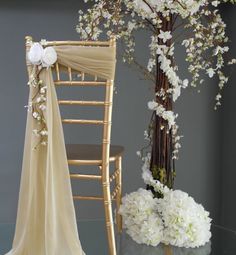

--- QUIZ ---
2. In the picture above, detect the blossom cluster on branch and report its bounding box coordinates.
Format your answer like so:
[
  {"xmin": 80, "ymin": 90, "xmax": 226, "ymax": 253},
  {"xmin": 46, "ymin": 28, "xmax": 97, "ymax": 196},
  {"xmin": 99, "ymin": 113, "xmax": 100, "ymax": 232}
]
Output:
[{"xmin": 77, "ymin": 0, "xmax": 236, "ymax": 161}]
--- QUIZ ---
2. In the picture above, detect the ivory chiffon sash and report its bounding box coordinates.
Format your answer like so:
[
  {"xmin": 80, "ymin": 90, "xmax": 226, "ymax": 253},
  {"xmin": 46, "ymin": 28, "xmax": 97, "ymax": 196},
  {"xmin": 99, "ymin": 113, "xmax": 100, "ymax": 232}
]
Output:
[{"xmin": 5, "ymin": 45, "xmax": 116, "ymax": 255}]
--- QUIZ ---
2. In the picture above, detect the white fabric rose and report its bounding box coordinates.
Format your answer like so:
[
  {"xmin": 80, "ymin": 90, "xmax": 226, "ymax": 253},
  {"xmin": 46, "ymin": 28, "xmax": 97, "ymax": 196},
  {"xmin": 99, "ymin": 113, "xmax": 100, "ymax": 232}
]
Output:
[
  {"xmin": 41, "ymin": 47, "xmax": 57, "ymax": 68},
  {"xmin": 28, "ymin": 43, "xmax": 44, "ymax": 65},
  {"xmin": 28, "ymin": 43, "xmax": 57, "ymax": 68}
]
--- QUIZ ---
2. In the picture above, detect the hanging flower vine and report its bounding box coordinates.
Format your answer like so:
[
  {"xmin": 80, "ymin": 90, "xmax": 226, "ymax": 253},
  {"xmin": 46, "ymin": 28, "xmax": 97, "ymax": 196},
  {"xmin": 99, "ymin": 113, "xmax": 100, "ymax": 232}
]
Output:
[{"xmin": 26, "ymin": 41, "xmax": 57, "ymax": 149}]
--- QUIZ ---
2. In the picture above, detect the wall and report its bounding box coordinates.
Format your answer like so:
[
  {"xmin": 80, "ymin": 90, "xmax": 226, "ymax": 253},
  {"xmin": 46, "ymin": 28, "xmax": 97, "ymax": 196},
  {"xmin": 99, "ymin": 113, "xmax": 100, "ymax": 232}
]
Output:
[
  {"xmin": 0, "ymin": 0, "xmax": 225, "ymax": 226},
  {"xmin": 220, "ymin": 4, "xmax": 236, "ymax": 231}
]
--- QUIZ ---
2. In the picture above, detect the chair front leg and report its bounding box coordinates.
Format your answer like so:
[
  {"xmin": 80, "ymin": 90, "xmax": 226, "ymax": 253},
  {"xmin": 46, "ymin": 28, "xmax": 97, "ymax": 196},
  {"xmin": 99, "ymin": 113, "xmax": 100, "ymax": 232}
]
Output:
[
  {"xmin": 115, "ymin": 156, "xmax": 122, "ymax": 233},
  {"xmin": 103, "ymin": 180, "xmax": 117, "ymax": 255}
]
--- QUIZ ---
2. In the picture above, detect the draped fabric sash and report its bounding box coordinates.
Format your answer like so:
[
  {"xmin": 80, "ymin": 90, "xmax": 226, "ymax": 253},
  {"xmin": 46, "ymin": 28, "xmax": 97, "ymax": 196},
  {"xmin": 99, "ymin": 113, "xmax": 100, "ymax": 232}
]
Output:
[{"xmin": 5, "ymin": 45, "xmax": 116, "ymax": 255}]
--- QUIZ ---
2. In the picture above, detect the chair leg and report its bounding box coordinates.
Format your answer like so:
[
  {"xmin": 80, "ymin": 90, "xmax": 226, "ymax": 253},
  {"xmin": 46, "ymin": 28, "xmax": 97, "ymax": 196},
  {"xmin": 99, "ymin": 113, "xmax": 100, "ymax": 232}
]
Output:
[
  {"xmin": 103, "ymin": 181, "xmax": 117, "ymax": 255},
  {"xmin": 115, "ymin": 156, "xmax": 122, "ymax": 233}
]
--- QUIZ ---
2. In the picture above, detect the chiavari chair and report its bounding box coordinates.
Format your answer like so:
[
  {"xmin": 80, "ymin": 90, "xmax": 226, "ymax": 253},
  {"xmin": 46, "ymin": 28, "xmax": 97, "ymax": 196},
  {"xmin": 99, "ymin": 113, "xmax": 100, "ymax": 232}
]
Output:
[{"xmin": 25, "ymin": 35, "xmax": 123, "ymax": 255}]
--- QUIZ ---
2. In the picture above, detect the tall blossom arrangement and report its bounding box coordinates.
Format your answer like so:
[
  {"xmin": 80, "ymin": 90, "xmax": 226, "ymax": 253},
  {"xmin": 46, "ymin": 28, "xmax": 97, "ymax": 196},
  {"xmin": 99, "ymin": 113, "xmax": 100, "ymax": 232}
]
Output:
[{"xmin": 77, "ymin": 0, "xmax": 236, "ymax": 192}]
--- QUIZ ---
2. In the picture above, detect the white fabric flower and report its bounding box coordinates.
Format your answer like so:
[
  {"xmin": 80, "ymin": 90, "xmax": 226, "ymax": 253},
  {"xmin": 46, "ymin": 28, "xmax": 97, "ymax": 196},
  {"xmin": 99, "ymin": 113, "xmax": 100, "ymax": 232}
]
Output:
[
  {"xmin": 28, "ymin": 43, "xmax": 44, "ymax": 65},
  {"xmin": 41, "ymin": 47, "xmax": 57, "ymax": 68},
  {"xmin": 28, "ymin": 43, "xmax": 57, "ymax": 68}
]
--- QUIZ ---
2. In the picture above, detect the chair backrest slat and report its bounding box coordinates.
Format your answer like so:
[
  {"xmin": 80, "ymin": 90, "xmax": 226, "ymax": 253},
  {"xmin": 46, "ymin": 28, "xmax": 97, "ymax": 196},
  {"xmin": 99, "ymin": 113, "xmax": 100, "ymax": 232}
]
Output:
[{"xmin": 54, "ymin": 81, "xmax": 107, "ymax": 86}]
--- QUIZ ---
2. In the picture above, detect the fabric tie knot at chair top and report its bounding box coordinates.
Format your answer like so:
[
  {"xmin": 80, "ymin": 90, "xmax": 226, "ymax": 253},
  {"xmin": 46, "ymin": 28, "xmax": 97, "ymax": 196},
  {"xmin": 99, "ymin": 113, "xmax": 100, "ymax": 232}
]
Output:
[{"xmin": 5, "ymin": 38, "xmax": 116, "ymax": 255}]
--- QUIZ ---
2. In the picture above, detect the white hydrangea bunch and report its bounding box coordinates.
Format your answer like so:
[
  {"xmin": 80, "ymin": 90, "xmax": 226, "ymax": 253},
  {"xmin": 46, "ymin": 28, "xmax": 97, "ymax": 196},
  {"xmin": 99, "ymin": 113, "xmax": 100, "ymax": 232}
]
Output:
[
  {"xmin": 119, "ymin": 157, "xmax": 212, "ymax": 248},
  {"xmin": 119, "ymin": 188, "xmax": 164, "ymax": 246},
  {"xmin": 158, "ymin": 190, "xmax": 212, "ymax": 248},
  {"xmin": 119, "ymin": 187, "xmax": 212, "ymax": 248}
]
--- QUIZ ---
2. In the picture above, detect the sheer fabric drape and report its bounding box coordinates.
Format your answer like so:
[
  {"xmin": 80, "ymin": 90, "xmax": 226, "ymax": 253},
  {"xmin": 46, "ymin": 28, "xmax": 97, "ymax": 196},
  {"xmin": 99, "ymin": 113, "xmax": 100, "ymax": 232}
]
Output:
[{"xmin": 5, "ymin": 45, "xmax": 116, "ymax": 255}]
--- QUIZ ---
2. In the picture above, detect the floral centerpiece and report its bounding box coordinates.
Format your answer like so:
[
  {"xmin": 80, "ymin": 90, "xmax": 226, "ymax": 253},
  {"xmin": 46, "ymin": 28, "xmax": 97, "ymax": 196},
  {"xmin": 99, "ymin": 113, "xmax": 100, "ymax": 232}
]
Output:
[{"xmin": 77, "ymin": 0, "xmax": 235, "ymax": 248}]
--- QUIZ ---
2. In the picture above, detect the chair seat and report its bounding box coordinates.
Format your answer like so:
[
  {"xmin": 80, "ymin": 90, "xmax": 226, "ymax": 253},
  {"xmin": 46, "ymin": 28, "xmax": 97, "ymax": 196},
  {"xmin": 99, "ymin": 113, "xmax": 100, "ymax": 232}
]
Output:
[{"xmin": 66, "ymin": 144, "xmax": 124, "ymax": 161}]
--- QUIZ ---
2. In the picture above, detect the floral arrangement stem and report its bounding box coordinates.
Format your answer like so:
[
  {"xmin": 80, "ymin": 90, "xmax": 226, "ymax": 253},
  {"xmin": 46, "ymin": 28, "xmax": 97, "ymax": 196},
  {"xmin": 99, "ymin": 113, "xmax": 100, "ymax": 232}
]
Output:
[{"xmin": 150, "ymin": 16, "xmax": 175, "ymax": 193}]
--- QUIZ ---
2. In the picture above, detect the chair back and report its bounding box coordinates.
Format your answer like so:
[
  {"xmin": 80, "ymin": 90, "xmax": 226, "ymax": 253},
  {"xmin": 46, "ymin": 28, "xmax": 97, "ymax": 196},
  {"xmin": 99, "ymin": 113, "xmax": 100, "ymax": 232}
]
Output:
[{"xmin": 25, "ymin": 36, "xmax": 116, "ymax": 183}]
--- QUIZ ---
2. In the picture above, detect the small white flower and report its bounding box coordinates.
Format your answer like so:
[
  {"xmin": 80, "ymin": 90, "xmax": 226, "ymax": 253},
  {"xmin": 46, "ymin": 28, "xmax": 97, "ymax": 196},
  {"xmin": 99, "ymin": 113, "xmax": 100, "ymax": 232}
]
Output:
[
  {"xmin": 32, "ymin": 112, "xmax": 39, "ymax": 119},
  {"xmin": 40, "ymin": 130, "xmax": 48, "ymax": 136},
  {"xmin": 147, "ymin": 101, "xmax": 158, "ymax": 111},
  {"xmin": 216, "ymin": 94, "xmax": 222, "ymax": 101},
  {"xmin": 212, "ymin": 1, "xmax": 219, "ymax": 7},
  {"xmin": 182, "ymin": 79, "xmax": 189, "ymax": 88},
  {"xmin": 158, "ymin": 30, "xmax": 172, "ymax": 43},
  {"xmin": 172, "ymin": 86, "xmax": 181, "ymax": 102},
  {"xmin": 206, "ymin": 68, "xmax": 215, "ymax": 78},
  {"xmin": 182, "ymin": 40, "xmax": 190, "ymax": 48},
  {"xmin": 228, "ymin": 58, "xmax": 236, "ymax": 65},
  {"xmin": 40, "ymin": 86, "xmax": 47, "ymax": 94},
  {"xmin": 39, "ymin": 104, "xmax": 46, "ymax": 111},
  {"xmin": 32, "ymin": 129, "xmax": 39, "ymax": 136},
  {"xmin": 127, "ymin": 21, "xmax": 136, "ymax": 31}
]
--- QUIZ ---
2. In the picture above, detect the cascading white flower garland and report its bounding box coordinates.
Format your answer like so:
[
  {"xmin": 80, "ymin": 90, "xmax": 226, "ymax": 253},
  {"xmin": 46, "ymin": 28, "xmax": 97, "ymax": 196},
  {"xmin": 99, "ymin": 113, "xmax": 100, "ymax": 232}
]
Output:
[{"xmin": 26, "ymin": 40, "xmax": 57, "ymax": 149}]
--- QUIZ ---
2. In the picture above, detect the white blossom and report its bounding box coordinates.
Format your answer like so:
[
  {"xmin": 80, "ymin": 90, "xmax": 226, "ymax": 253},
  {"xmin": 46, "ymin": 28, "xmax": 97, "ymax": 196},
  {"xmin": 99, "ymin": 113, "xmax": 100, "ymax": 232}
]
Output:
[
  {"xmin": 158, "ymin": 30, "xmax": 172, "ymax": 43},
  {"xmin": 206, "ymin": 68, "xmax": 215, "ymax": 78}
]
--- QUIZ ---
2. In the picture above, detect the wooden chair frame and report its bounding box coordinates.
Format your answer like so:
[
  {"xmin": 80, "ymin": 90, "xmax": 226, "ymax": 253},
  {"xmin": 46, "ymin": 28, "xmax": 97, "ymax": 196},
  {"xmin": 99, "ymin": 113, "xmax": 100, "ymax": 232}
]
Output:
[{"xmin": 25, "ymin": 35, "xmax": 122, "ymax": 255}]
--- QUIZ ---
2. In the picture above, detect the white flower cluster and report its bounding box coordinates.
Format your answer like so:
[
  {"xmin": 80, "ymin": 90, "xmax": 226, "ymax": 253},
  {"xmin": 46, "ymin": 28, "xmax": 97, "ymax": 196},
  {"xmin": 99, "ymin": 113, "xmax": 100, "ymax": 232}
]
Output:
[
  {"xmin": 120, "ymin": 180, "xmax": 211, "ymax": 248},
  {"xmin": 141, "ymin": 153, "xmax": 170, "ymax": 195},
  {"xmin": 148, "ymin": 101, "xmax": 178, "ymax": 129},
  {"xmin": 26, "ymin": 40, "xmax": 54, "ymax": 149},
  {"xmin": 119, "ymin": 154, "xmax": 212, "ymax": 248},
  {"xmin": 158, "ymin": 190, "xmax": 212, "ymax": 248},
  {"xmin": 128, "ymin": 0, "xmax": 206, "ymax": 19},
  {"xmin": 28, "ymin": 42, "xmax": 57, "ymax": 68},
  {"xmin": 119, "ymin": 188, "xmax": 164, "ymax": 246},
  {"xmin": 78, "ymin": 0, "xmax": 236, "ymax": 109}
]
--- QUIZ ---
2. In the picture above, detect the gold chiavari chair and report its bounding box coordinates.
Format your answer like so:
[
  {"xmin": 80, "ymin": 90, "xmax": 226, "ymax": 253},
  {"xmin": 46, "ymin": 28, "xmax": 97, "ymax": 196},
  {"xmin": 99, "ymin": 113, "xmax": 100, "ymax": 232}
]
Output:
[{"xmin": 25, "ymin": 36, "xmax": 123, "ymax": 255}]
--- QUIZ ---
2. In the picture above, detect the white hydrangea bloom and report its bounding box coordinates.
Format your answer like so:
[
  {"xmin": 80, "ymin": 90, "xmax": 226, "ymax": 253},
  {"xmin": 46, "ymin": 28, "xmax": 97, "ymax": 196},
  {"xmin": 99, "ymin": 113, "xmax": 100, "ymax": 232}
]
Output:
[
  {"xmin": 158, "ymin": 190, "xmax": 212, "ymax": 248},
  {"xmin": 119, "ymin": 188, "xmax": 164, "ymax": 246}
]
